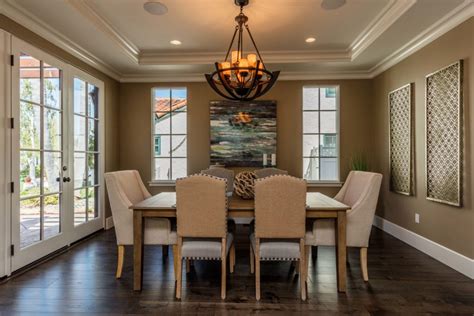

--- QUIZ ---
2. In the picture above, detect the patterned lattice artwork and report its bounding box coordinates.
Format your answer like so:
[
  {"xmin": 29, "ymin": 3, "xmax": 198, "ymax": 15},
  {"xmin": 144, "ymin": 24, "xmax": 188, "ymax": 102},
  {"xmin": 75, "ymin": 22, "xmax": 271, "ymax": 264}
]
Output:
[
  {"xmin": 426, "ymin": 61, "xmax": 463, "ymax": 206},
  {"xmin": 389, "ymin": 84, "xmax": 414, "ymax": 195}
]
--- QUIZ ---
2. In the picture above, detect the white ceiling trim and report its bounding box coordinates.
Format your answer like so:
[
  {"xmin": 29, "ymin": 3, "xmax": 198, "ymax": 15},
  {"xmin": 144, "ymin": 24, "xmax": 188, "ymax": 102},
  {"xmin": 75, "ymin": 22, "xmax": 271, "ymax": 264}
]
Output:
[
  {"xmin": 0, "ymin": 0, "xmax": 121, "ymax": 80},
  {"xmin": 139, "ymin": 50, "xmax": 351, "ymax": 65},
  {"xmin": 370, "ymin": 0, "xmax": 474, "ymax": 77},
  {"xmin": 66, "ymin": 0, "xmax": 139, "ymax": 63},
  {"xmin": 69, "ymin": 0, "xmax": 415, "ymax": 66},
  {"xmin": 120, "ymin": 70, "xmax": 373, "ymax": 83},
  {"xmin": 349, "ymin": 0, "xmax": 417, "ymax": 60}
]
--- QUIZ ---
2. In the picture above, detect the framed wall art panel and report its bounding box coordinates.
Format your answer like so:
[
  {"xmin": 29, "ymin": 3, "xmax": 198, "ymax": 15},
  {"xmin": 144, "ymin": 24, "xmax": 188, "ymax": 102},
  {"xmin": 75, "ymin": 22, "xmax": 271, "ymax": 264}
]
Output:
[
  {"xmin": 389, "ymin": 83, "xmax": 414, "ymax": 195},
  {"xmin": 425, "ymin": 60, "xmax": 463, "ymax": 207}
]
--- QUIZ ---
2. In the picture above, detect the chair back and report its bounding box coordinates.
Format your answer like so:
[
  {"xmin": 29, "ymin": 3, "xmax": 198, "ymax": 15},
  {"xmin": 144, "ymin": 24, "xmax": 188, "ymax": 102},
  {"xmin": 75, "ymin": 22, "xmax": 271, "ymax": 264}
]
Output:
[
  {"xmin": 336, "ymin": 171, "xmax": 383, "ymax": 247},
  {"xmin": 104, "ymin": 170, "xmax": 151, "ymax": 245},
  {"xmin": 254, "ymin": 175, "xmax": 306, "ymax": 238},
  {"xmin": 255, "ymin": 168, "xmax": 288, "ymax": 179},
  {"xmin": 176, "ymin": 174, "xmax": 228, "ymax": 238},
  {"xmin": 201, "ymin": 168, "xmax": 234, "ymax": 194}
]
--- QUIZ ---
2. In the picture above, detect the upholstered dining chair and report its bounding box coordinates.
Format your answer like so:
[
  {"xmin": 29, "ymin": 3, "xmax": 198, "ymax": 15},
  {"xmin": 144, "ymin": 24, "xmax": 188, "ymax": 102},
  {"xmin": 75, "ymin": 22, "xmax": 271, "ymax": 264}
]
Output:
[
  {"xmin": 201, "ymin": 168, "xmax": 234, "ymax": 196},
  {"xmin": 250, "ymin": 175, "xmax": 307, "ymax": 301},
  {"xmin": 104, "ymin": 170, "xmax": 177, "ymax": 279},
  {"xmin": 175, "ymin": 174, "xmax": 235, "ymax": 299},
  {"xmin": 305, "ymin": 171, "xmax": 382, "ymax": 282},
  {"xmin": 254, "ymin": 167, "xmax": 288, "ymax": 179}
]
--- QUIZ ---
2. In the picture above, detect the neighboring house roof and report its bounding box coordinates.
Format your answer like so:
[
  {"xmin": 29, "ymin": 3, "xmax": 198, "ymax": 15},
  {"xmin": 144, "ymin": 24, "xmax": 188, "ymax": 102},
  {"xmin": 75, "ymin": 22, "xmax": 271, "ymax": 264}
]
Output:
[{"xmin": 154, "ymin": 98, "xmax": 186, "ymax": 118}]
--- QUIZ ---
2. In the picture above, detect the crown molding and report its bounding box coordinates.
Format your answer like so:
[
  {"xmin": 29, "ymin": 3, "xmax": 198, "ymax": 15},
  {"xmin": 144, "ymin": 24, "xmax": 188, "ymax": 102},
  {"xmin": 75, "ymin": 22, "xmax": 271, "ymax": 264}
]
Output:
[
  {"xmin": 349, "ymin": 0, "xmax": 417, "ymax": 60},
  {"xmin": 0, "ymin": 0, "xmax": 121, "ymax": 80},
  {"xmin": 119, "ymin": 70, "xmax": 372, "ymax": 83},
  {"xmin": 370, "ymin": 0, "xmax": 474, "ymax": 77},
  {"xmin": 66, "ymin": 0, "xmax": 139, "ymax": 63}
]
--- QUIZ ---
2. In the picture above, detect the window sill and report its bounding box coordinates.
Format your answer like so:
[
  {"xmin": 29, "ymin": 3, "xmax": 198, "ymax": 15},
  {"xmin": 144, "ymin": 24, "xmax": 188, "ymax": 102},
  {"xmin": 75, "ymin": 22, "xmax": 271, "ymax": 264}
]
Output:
[
  {"xmin": 306, "ymin": 181, "xmax": 343, "ymax": 188},
  {"xmin": 149, "ymin": 181, "xmax": 176, "ymax": 187}
]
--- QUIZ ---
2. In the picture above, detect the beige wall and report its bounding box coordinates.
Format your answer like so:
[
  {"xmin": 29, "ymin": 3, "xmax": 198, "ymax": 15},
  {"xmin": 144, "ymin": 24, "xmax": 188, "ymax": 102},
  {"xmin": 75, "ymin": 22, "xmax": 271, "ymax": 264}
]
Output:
[
  {"xmin": 373, "ymin": 18, "xmax": 474, "ymax": 258},
  {"xmin": 119, "ymin": 79, "xmax": 374, "ymax": 197},
  {"xmin": 0, "ymin": 14, "xmax": 121, "ymax": 217}
]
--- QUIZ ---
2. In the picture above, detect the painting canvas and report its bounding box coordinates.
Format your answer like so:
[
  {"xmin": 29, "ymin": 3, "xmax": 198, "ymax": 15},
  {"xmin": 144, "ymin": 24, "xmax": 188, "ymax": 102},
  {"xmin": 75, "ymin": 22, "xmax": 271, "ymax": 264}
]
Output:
[{"xmin": 210, "ymin": 100, "xmax": 277, "ymax": 167}]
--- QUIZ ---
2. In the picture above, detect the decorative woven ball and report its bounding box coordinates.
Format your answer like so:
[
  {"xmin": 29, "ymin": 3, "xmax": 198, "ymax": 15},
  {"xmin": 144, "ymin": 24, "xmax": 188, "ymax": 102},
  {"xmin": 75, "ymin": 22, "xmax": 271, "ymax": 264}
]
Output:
[{"xmin": 234, "ymin": 171, "xmax": 257, "ymax": 199}]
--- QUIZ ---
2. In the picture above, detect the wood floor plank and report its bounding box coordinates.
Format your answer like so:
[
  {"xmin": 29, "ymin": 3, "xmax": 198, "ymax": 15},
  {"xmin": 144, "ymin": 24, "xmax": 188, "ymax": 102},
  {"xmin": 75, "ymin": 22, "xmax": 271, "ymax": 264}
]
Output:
[{"xmin": 0, "ymin": 226, "xmax": 473, "ymax": 314}]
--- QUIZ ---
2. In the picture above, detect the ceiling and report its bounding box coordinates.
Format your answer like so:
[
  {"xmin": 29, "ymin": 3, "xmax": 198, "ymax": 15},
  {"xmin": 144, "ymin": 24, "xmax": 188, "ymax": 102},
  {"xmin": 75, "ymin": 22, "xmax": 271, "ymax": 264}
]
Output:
[{"xmin": 0, "ymin": 0, "xmax": 472, "ymax": 81}]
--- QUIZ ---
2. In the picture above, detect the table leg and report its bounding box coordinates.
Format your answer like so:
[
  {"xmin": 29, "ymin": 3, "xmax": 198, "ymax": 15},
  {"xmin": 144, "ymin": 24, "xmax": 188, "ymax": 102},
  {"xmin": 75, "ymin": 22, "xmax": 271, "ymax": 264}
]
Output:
[
  {"xmin": 133, "ymin": 211, "xmax": 144, "ymax": 291},
  {"xmin": 336, "ymin": 210, "xmax": 347, "ymax": 292}
]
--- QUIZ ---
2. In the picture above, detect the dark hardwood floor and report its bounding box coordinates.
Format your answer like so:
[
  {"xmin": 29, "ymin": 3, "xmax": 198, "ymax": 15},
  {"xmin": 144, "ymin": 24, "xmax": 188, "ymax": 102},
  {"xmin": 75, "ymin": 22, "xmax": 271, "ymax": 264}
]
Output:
[{"xmin": 0, "ymin": 226, "xmax": 473, "ymax": 315}]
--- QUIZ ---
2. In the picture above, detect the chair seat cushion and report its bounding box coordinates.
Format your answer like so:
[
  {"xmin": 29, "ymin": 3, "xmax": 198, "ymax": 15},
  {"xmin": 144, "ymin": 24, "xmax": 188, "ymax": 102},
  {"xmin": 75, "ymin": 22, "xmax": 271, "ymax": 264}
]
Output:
[
  {"xmin": 250, "ymin": 233, "xmax": 301, "ymax": 260},
  {"xmin": 143, "ymin": 218, "xmax": 176, "ymax": 245},
  {"xmin": 181, "ymin": 233, "xmax": 233, "ymax": 260}
]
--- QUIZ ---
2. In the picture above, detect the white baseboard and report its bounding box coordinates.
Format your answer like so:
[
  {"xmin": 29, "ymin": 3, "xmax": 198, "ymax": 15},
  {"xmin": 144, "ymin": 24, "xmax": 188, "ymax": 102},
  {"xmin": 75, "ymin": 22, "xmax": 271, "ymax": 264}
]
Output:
[
  {"xmin": 105, "ymin": 216, "xmax": 114, "ymax": 230},
  {"xmin": 373, "ymin": 215, "xmax": 474, "ymax": 279}
]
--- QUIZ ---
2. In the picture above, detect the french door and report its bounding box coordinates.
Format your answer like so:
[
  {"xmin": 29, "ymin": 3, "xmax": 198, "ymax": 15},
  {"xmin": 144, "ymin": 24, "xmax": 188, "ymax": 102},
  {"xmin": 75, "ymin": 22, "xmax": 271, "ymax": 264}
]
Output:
[{"xmin": 10, "ymin": 38, "xmax": 104, "ymax": 271}]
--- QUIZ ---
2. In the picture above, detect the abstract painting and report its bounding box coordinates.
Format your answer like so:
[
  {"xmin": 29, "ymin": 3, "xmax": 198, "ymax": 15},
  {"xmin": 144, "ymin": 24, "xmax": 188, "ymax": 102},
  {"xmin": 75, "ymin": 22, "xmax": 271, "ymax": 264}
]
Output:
[
  {"xmin": 210, "ymin": 100, "xmax": 277, "ymax": 167},
  {"xmin": 389, "ymin": 83, "xmax": 414, "ymax": 196},
  {"xmin": 425, "ymin": 60, "xmax": 463, "ymax": 206}
]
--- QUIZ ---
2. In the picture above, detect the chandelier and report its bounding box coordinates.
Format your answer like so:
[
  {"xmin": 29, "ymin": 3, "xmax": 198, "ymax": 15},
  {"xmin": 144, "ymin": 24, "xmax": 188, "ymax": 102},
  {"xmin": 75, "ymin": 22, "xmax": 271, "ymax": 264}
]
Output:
[{"xmin": 205, "ymin": 0, "xmax": 280, "ymax": 101}]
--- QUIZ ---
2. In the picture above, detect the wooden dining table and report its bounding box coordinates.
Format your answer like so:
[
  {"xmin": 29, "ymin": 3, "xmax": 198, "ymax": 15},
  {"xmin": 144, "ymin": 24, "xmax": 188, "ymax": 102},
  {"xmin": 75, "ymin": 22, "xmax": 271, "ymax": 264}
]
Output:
[{"xmin": 131, "ymin": 192, "xmax": 350, "ymax": 293}]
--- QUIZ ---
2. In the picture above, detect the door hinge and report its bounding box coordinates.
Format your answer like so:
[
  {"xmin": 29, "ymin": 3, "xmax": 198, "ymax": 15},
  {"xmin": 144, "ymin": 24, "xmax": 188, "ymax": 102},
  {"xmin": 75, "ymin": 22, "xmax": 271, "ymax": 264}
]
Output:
[
  {"xmin": 10, "ymin": 245, "xmax": 14, "ymax": 256},
  {"xmin": 10, "ymin": 54, "xmax": 14, "ymax": 66},
  {"xmin": 10, "ymin": 117, "xmax": 14, "ymax": 129},
  {"xmin": 10, "ymin": 182, "xmax": 14, "ymax": 193}
]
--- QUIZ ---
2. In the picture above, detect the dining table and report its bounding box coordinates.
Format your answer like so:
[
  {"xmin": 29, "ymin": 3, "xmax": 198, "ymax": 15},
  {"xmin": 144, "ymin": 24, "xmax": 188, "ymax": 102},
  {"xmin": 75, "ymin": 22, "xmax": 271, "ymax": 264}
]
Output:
[{"xmin": 131, "ymin": 192, "xmax": 351, "ymax": 292}]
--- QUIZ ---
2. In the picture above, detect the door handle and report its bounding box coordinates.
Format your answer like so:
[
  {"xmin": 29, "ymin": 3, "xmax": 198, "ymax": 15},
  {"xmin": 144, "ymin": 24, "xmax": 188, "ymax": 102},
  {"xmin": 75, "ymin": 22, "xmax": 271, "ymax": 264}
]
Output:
[{"xmin": 63, "ymin": 177, "xmax": 71, "ymax": 182}]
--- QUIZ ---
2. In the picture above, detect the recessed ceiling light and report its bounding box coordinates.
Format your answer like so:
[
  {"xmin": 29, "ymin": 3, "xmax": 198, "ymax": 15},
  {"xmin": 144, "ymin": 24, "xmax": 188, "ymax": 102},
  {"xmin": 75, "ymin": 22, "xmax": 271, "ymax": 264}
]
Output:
[
  {"xmin": 321, "ymin": 0, "xmax": 346, "ymax": 10},
  {"xmin": 170, "ymin": 40, "xmax": 182, "ymax": 45},
  {"xmin": 305, "ymin": 37, "xmax": 316, "ymax": 43},
  {"xmin": 144, "ymin": 1, "xmax": 168, "ymax": 15}
]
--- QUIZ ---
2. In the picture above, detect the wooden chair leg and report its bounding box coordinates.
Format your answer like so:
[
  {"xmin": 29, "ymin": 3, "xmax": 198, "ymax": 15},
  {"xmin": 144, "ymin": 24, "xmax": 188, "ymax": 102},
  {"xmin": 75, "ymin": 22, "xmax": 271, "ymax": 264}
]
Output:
[
  {"xmin": 360, "ymin": 247, "xmax": 369, "ymax": 281},
  {"xmin": 255, "ymin": 238, "xmax": 261, "ymax": 301},
  {"xmin": 172, "ymin": 245, "xmax": 178, "ymax": 281},
  {"xmin": 162, "ymin": 245, "xmax": 169, "ymax": 259},
  {"xmin": 176, "ymin": 238, "xmax": 183, "ymax": 299},
  {"xmin": 229, "ymin": 243, "xmax": 235, "ymax": 274},
  {"xmin": 305, "ymin": 245, "xmax": 311, "ymax": 284},
  {"xmin": 250, "ymin": 246, "xmax": 255, "ymax": 274},
  {"xmin": 300, "ymin": 239, "xmax": 307, "ymax": 301},
  {"xmin": 116, "ymin": 245, "xmax": 124, "ymax": 279},
  {"xmin": 186, "ymin": 259, "xmax": 191, "ymax": 273},
  {"xmin": 221, "ymin": 238, "xmax": 227, "ymax": 299}
]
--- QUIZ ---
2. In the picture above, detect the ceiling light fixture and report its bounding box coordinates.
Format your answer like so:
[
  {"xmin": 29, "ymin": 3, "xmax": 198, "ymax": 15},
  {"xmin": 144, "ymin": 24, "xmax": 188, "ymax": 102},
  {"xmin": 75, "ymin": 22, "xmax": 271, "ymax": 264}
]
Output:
[
  {"xmin": 321, "ymin": 0, "xmax": 346, "ymax": 10},
  {"xmin": 143, "ymin": 1, "xmax": 168, "ymax": 15},
  {"xmin": 305, "ymin": 37, "xmax": 316, "ymax": 43},
  {"xmin": 205, "ymin": 0, "xmax": 279, "ymax": 101},
  {"xmin": 170, "ymin": 40, "xmax": 182, "ymax": 45}
]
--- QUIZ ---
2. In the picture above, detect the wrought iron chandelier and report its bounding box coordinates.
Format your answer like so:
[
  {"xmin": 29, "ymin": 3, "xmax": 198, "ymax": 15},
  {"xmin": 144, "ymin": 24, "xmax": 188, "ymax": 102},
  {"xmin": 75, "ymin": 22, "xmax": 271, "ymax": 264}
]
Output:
[{"xmin": 205, "ymin": 0, "xmax": 280, "ymax": 101}]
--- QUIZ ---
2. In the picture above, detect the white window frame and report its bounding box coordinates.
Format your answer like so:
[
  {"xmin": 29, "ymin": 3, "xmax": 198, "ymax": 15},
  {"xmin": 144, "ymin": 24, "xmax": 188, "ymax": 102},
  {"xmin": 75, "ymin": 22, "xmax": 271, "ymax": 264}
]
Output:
[
  {"xmin": 302, "ymin": 85, "xmax": 341, "ymax": 185},
  {"xmin": 149, "ymin": 87, "xmax": 188, "ymax": 186}
]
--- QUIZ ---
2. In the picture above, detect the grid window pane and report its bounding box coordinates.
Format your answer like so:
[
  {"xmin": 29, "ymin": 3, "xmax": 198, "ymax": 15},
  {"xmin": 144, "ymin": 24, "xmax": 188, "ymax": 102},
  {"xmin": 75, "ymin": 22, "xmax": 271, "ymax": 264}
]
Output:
[
  {"xmin": 44, "ymin": 108, "xmax": 61, "ymax": 151},
  {"xmin": 20, "ymin": 197, "xmax": 41, "ymax": 248},
  {"xmin": 320, "ymin": 111, "xmax": 337, "ymax": 133},
  {"xmin": 302, "ymin": 87, "xmax": 339, "ymax": 181},
  {"xmin": 88, "ymin": 84, "xmax": 98, "ymax": 118},
  {"xmin": 303, "ymin": 112, "xmax": 319, "ymax": 133},
  {"xmin": 20, "ymin": 150, "xmax": 41, "ymax": 198},
  {"xmin": 43, "ymin": 193, "xmax": 60, "ymax": 240},
  {"xmin": 20, "ymin": 102, "xmax": 41, "ymax": 150},
  {"xmin": 303, "ymin": 135, "xmax": 319, "ymax": 157},
  {"xmin": 303, "ymin": 87, "xmax": 319, "ymax": 110},
  {"xmin": 74, "ymin": 152, "xmax": 86, "ymax": 189},
  {"xmin": 74, "ymin": 189, "xmax": 86, "ymax": 226},
  {"xmin": 154, "ymin": 113, "xmax": 171, "ymax": 134},
  {"xmin": 43, "ymin": 152, "xmax": 61, "ymax": 194},
  {"xmin": 73, "ymin": 78, "xmax": 86, "ymax": 115},
  {"xmin": 74, "ymin": 115, "xmax": 86, "ymax": 151},
  {"xmin": 88, "ymin": 119, "xmax": 97, "ymax": 152},
  {"xmin": 20, "ymin": 53, "xmax": 41, "ymax": 104},
  {"xmin": 43, "ymin": 65, "xmax": 61, "ymax": 109},
  {"xmin": 152, "ymin": 88, "xmax": 187, "ymax": 181}
]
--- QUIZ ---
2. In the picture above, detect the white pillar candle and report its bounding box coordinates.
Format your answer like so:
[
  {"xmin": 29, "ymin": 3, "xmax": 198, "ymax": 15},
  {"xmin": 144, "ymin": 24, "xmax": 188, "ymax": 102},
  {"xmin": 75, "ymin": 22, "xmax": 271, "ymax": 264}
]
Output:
[
  {"xmin": 271, "ymin": 154, "xmax": 276, "ymax": 166},
  {"xmin": 263, "ymin": 154, "xmax": 268, "ymax": 166}
]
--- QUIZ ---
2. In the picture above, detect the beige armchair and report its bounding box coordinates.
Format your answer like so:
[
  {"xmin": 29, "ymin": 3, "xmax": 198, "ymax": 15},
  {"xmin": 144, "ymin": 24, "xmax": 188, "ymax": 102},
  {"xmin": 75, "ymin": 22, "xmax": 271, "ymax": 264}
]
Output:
[
  {"xmin": 251, "ymin": 175, "xmax": 307, "ymax": 301},
  {"xmin": 254, "ymin": 168, "xmax": 288, "ymax": 179},
  {"xmin": 175, "ymin": 174, "xmax": 235, "ymax": 300},
  {"xmin": 305, "ymin": 171, "xmax": 382, "ymax": 281},
  {"xmin": 104, "ymin": 170, "xmax": 177, "ymax": 279},
  {"xmin": 201, "ymin": 168, "xmax": 234, "ymax": 196}
]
